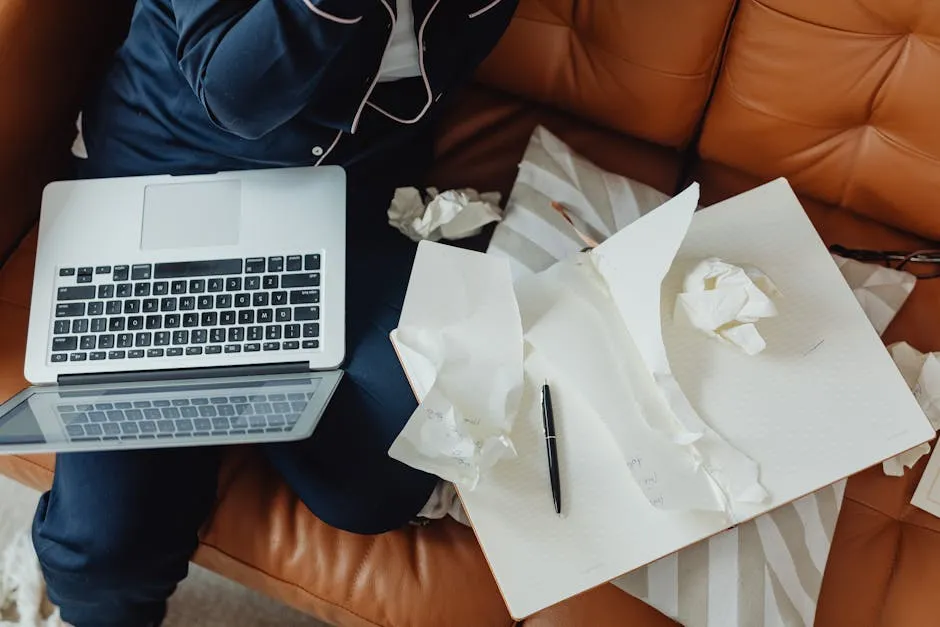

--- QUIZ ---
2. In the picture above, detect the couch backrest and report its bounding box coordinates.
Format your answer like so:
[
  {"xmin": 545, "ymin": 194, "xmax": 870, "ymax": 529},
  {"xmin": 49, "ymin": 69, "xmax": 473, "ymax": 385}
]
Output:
[
  {"xmin": 699, "ymin": 0, "xmax": 940, "ymax": 239},
  {"xmin": 476, "ymin": 0, "xmax": 737, "ymax": 149}
]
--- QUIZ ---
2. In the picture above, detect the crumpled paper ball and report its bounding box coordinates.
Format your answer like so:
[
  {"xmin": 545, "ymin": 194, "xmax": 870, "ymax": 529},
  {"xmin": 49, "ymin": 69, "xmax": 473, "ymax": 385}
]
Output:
[
  {"xmin": 882, "ymin": 342, "xmax": 940, "ymax": 476},
  {"xmin": 388, "ymin": 187, "xmax": 502, "ymax": 242},
  {"xmin": 674, "ymin": 258, "xmax": 781, "ymax": 355}
]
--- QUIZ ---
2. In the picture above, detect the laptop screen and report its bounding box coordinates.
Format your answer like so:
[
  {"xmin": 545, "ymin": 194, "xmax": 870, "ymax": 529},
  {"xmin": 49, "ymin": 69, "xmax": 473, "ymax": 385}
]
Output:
[{"xmin": 0, "ymin": 401, "xmax": 46, "ymax": 446}]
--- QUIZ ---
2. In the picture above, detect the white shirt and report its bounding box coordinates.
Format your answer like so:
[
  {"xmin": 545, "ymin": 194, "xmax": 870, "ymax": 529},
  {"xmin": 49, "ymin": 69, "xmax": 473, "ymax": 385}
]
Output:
[{"xmin": 377, "ymin": 0, "xmax": 422, "ymax": 82}]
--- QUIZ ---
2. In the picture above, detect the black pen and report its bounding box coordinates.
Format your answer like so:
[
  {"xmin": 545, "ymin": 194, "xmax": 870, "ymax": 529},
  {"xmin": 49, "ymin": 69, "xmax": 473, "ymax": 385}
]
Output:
[{"xmin": 541, "ymin": 381, "xmax": 562, "ymax": 515}]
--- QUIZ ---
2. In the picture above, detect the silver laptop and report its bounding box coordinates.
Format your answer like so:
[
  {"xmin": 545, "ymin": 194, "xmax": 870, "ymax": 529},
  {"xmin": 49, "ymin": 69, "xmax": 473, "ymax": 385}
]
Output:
[{"xmin": 0, "ymin": 166, "xmax": 347, "ymax": 454}]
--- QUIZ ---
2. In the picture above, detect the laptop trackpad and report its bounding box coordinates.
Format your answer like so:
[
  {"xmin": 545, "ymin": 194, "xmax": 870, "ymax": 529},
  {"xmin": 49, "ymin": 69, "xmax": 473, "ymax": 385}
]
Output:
[{"xmin": 141, "ymin": 180, "xmax": 242, "ymax": 250}]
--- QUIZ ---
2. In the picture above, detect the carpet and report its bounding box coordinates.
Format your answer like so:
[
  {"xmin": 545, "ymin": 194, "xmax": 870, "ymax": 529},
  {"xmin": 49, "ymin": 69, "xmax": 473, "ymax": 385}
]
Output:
[{"xmin": 0, "ymin": 474, "xmax": 331, "ymax": 627}]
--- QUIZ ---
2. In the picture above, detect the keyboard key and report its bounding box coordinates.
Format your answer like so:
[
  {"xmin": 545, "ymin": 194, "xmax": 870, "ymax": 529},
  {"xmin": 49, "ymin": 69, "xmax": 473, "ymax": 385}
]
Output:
[
  {"xmin": 116, "ymin": 283, "xmax": 132, "ymax": 298},
  {"xmin": 181, "ymin": 407, "xmax": 199, "ymax": 419},
  {"xmin": 186, "ymin": 347, "xmax": 204, "ymax": 356},
  {"xmin": 283, "ymin": 341, "xmax": 300, "ymax": 350},
  {"xmin": 103, "ymin": 423, "xmax": 122, "ymax": 436},
  {"xmin": 51, "ymin": 353, "xmax": 68, "ymax": 363},
  {"xmin": 98, "ymin": 284, "xmax": 115, "ymax": 299},
  {"xmin": 167, "ymin": 347, "xmax": 184, "ymax": 356},
  {"xmin": 160, "ymin": 297, "xmax": 177, "ymax": 312},
  {"xmin": 54, "ymin": 320, "xmax": 70, "ymax": 334},
  {"xmin": 114, "ymin": 402, "xmax": 133, "ymax": 409},
  {"xmin": 70, "ymin": 352, "xmax": 88, "ymax": 361},
  {"xmin": 246, "ymin": 258, "xmax": 265, "ymax": 273},
  {"xmin": 228, "ymin": 327, "xmax": 245, "ymax": 342},
  {"xmin": 72, "ymin": 319, "xmax": 89, "ymax": 334},
  {"xmin": 234, "ymin": 293, "xmax": 250, "ymax": 308},
  {"xmin": 113, "ymin": 266, "xmax": 129, "ymax": 281},
  {"xmin": 276, "ymin": 308, "xmax": 291, "ymax": 322},
  {"xmin": 252, "ymin": 292, "xmax": 269, "ymax": 307},
  {"xmin": 194, "ymin": 418, "xmax": 212, "ymax": 431},
  {"xmin": 58, "ymin": 286, "xmax": 96, "ymax": 301},
  {"xmin": 135, "ymin": 332, "xmax": 152, "ymax": 347},
  {"xmin": 175, "ymin": 419, "xmax": 194, "ymax": 432},
  {"xmin": 129, "ymin": 349, "xmax": 145, "ymax": 359},
  {"xmin": 142, "ymin": 298, "xmax": 158, "ymax": 313},
  {"xmin": 294, "ymin": 307, "xmax": 318, "ymax": 321},
  {"xmin": 147, "ymin": 348, "xmax": 164, "ymax": 358},
  {"xmin": 124, "ymin": 299, "xmax": 141, "ymax": 314},
  {"xmin": 127, "ymin": 316, "xmax": 144, "ymax": 331},
  {"xmin": 285, "ymin": 324, "xmax": 300, "ymax": 339},
  {"xmin": 146, "ymin": 315, "xmax": 162, "ymax": 330},
  {"xmin": 302, "ymin": 323, "xmax": 319, "ymax": 338},
  {"xmin": 189, "ymin": 279, "xmax": 206, "ymax": 293},
  {"xmin": 153, "ymin": 281, "xmax": 169, "ymax": 295},
  {"xmin": 224, "ymin": 344, "xmax": 242, "ymax": 353},
  {"xmin": 248, "ymin": 326, "xmax": 263, "ymax": 341},
  {"xmin": 88, "ymin": 302, "xmax": 104, "ymax": 316},
  {"xmin": 199, "ymin": 405, "xmax": 218, "ymax": 418},
  {"xmin": 131, "ymin": 264, "xmax": 152, "ymax": 280},
  {"xmin": 304, "ymin": 254, "xmax": 321, "ymax": 271},
  {"xmin": 109, "ymin": 317, "xmax": 125, "ymax": 332},
  {"xmin": 154, "ymin": 331, "xmax": 171, "ymax": 346},
  {"xmin": 238, "ymin": 310, "xmax": 254, "ymax": 324},
  {"xmin": 179, "ymin": 297, "xmax": 196, "ymax": 311},
  {"xmin": 87, "ymin": 411, "xmax": 107, "ymax": 423},
  {"xmin": 134, "ymin": 282, "xmax": 150, "ymax": 297},
  {"xmin": 106, "ymin": 410, "xmax": 124, "ymax": 422},
  {"xmin": 271, "ymin": 291, "xmax": 288, "ymax": 306},
  {"xmin": 287, "ymin": 255, "xmax": 303, "ymax": 271},
  {"xmin": 173, "ymin": 330, "xmax": 189, "ymax": 345},
  {"xmin": 78, "ymin": 267, "xmax": 93, "ymax": 276},
  {"xmin": 268, "ymin": 256, "xmax": 284, "ymax": 272},
  {"xmin": 80, "ymin": 335, "xmax": 96, "ymax": 350},
  {"xmin": 263, "ymin": 342, "xmax": 280, "ymax": 351},
  {"xmin": 95, "ymin": 403, "xmax": 114, "ymax": 410},
  {"xmin": 231, "ymin": 415, "xmax": 249, "ymax": 429},
  {"xmin": 85, "ymin": 424, "xmax": 104, "ymax": 436},
  {"xmin": 249, "ymin": 416, "xmax": 267, "ymax": 428},
  {"xmin": 211, "ymin": 417, "xmax": 230, "ymax": 430},
  {"xmin": 215, "ymin": 294, "xmax": 232, "ymax": 308},
  {"xmin": 53, "ymin": 337, "xmax": 78, "ymax": 352},
  {"xmin": 171, "ymin": 280, "xmax": 186, "ymax": 295},
  {"xmin": 192, "ymin": 329, "xmax": 208, "ymax": 344},
  {"xmin": 144, "ymin": 408, "xmax": 162, "ymax": 419},
  {"xmin": 206, "ymin": 345, "xmax": 223, "ymax": 354},
  {"xmin": 165, "ymin": 314, "xmax": 181, "ymax": 328},
  {"xmin": 265, "ymin": 326, "xmax": 282, "ymax": 340},
  {"xmin": 226, "ymin": 277, "xmax": 242, "ymax": 291},
  {"xmin": 99, "ymin": 334, "xmax": 115, "ymax": 349},
  {"xmin": 77, "ymin": 273, "xmax": 93, "ymax": 284},
  {"xmin": 155, "ymin": 259, "xmax": 243, "ymax": 279},
  {"xmin": 118, "ymin": 333, "xmax": 133, "ymax": 348},
  {"xmin": 91, "ymin": 318, "xmax": 107, "ymax": 333},
  {"xmin": 66, "ymin": 424, "xmax": 85, "ymax": 438},
  {"xmin": 263, "ymin": 275, "xmax": 279, "ymax": 289},
  {"xmin": 96, "ymin": 265, "xmax": 111, "ymax": 274},
  {"xmin": 257, "ymin": 309, "xmax": 273, "ymax": 323},
  {"xmin": 210, "ymin": 329, "xmax": 225, "ymax": 343},
  {"xmin": 200, "ymin": 312, "xmax": 218, "ymax": 327},
  {"xmin": 207, "ymin": 278, "xmax": 224, "ymax": 292},
  {"xmin": 183, "ymin": 313, "xmax": 199, "ymax": 327},
  {"xmin": 220, "ymin": 311, "xmax": 236, "ymax": 325},
  {"xmin": 60, "ymin": 267, "xmax": 76, "ymax": 277},
  {"xmin": 107, "ymin": 301, "xmax": 122, "ymax": 315},
  {"xmin": 122, "ymin": 422, "xmax": 140, "ymax": 435},
  {"xmin": 162, "ymin": 407, "xmax": 181, "ymax": 419},
  {"xmin": 56, "ymin": 303, "xmax": 85, "ymax": 317},
  {"xmin": 197, "ymin": 295, "xmax": 213, "ymax": 310},
  {"xmin": 282, "ymin": 273, "xmax": 320, "ymax": 288},
  {"xmin": 139, "ymin": 421, "xmax": 157, "ymax": 434},
  {"xmin": 245, "ymin": 343, "xmax": 261, "ymax": 352},
  {"xmin": 108, "ymin": 350, "xmax": 126, "ymax": 360},
  {"xmin": 290, "ymin": 289, "xmax": 318, "ymax": 304}
]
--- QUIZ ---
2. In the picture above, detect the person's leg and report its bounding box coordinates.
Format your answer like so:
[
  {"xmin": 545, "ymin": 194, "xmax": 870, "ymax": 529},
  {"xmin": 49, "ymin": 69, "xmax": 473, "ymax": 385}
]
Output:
[
  {"xmin": 33, "ymin": 447, "xmax": 222, "ymax": 627},
  {"xmin": 261, "ymin": 172, "xmax": 440, "ymax": 534}
]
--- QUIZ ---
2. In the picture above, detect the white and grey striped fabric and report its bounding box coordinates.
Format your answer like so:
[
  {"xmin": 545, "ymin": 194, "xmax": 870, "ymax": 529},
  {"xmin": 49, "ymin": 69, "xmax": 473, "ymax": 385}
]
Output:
[{"xmin": 485, "ymin": 126, "xmax": 914, "ymax": 627}]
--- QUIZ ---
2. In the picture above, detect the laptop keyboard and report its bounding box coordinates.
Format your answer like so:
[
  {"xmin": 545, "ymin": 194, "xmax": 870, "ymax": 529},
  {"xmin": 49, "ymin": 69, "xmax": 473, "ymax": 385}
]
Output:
[
  {"xmin": 57, "ymin": 392, "xmax": 312, "ymax": 443},
  {"xmin": 51, "ymin": 255, "xmax": 323, "ymax": 364}
]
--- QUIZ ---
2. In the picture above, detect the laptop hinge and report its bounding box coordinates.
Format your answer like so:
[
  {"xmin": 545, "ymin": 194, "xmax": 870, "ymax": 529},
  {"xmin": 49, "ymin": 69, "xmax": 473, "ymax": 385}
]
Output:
[{"xmin": 57, "ymin": 362, "xmax": 310, "ymax": 386}]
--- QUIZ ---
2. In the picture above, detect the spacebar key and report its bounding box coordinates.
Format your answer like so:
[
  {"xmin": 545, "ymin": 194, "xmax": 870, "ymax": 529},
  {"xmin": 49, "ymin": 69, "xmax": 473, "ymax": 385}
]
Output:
[{"xmin": 154, "ymin": 259, "xmax": 243, "ymax": 279}]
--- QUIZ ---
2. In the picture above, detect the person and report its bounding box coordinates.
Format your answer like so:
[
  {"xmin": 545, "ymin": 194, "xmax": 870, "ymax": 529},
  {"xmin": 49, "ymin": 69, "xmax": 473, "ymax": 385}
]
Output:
[{"xmin": 31, "ymin": 1, "xmax": 518, "ymax": 625}]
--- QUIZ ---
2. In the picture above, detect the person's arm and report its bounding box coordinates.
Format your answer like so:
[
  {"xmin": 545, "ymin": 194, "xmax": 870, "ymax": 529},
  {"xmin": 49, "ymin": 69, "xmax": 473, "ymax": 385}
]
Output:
[{"xmin": 174, "ymin": 0, "xmax": 366, "ymax": 140}]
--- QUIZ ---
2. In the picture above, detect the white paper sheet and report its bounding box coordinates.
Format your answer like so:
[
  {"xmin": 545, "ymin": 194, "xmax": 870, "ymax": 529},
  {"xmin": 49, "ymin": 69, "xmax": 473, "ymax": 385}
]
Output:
[
  {"xmin": 388, "ymin": 187, "xmax": 502, "ymax": 242},
  {"xmin": 884, "ymin": 342, "xmax": 940, "ymax": 476},
  {"xmin": 389, "ymin": 241, "xmax": 524, "ymax": 489}
]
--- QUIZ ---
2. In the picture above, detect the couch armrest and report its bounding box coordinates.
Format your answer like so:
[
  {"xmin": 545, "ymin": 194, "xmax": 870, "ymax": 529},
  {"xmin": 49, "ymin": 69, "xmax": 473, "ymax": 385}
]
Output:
[{"xmin": 0, "ymin": 0, "xmax": 132, "ymax": 263}]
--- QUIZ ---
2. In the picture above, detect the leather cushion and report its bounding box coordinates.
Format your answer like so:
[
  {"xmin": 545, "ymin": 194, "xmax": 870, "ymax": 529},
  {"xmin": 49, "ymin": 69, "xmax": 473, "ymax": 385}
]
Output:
[
  {"xmin": 698, "ymin": 0, "xmax": 940, "ymax": 240},
  {"xmin": 476, "ymin": 0, "xmax": 736, "ymax": 148}
]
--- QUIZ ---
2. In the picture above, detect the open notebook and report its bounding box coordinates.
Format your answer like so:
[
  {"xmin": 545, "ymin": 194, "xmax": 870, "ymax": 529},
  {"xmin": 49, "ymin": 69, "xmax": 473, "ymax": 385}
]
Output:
[{"xmin": 391, "ymin": 179, "xmax": 933, "ymax": 618}]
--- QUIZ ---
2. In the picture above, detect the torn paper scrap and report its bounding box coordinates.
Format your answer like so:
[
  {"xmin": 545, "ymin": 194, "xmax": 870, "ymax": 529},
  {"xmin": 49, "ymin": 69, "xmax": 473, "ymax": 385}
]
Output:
[
  {"xmin": 389, "ymin": 241, "xmax": 524, "ymax": 489},
  {"xmin": 882, "ymin": 342, "xmax": 940, "ymax": 475},
  {"xmin": 833, "ymin": 254, "xmax": 916, "ymax": 336},
  {"xmin": 388, "ymin": 187, "xmax": 502, "ymax": 242},
  {"xmin": 584, "ymin": 184, "xmax": 767, "ymax": 516},
  {"xmin": 674, "ymin": 258, "xmax": 780, "ymax": 356}
]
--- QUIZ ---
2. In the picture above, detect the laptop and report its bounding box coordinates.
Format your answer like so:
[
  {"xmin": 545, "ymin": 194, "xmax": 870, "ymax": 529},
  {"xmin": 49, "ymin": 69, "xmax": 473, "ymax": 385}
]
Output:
[{"xmin": 0, "ymin": 166, "xmax": 347, "ymax": 454}]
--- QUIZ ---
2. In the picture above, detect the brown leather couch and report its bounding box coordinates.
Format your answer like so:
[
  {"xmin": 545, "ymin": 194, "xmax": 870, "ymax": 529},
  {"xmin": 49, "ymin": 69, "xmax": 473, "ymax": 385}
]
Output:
[{"xmin": 1, "ymin": 1, "xmax": 938, "ymax": 625}]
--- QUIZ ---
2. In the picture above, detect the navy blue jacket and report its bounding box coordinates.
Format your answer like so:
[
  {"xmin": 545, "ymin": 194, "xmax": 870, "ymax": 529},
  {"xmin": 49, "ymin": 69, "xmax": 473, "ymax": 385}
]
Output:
[{"xmin": 80, "ymin": 0, "xmax": 518, "ymax": 178}]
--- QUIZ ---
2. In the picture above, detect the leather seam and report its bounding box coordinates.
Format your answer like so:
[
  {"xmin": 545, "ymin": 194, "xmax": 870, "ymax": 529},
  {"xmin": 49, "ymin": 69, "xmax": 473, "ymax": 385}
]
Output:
[
  {"xmin": 344, "ymin": 535, "xmax": 380, "ymax": 606},
  {"xmin": 751, "ymin": 0, "xmax": 908, "ymax": 37},
  {"xmin": 870, "ymin": 125, "xmax": 940, "ymax": 164},
  {"xmin": 195, "ymin": 541, "xmax": 388, "ymax": 627}
]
